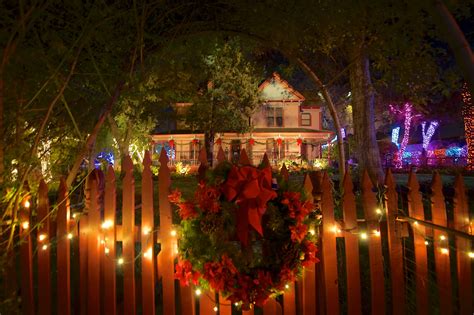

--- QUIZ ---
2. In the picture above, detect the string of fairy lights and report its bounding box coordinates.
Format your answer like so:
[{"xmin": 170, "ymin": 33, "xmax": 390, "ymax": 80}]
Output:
[{"xmin": 461, "ymin": 83, "xmax": 474, "ymax": 171}]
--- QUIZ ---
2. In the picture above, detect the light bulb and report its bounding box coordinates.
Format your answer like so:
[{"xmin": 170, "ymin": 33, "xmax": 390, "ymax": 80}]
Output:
[{"xmin": 360, "ymin": 232, "xmax": 368, "ymax": 240}]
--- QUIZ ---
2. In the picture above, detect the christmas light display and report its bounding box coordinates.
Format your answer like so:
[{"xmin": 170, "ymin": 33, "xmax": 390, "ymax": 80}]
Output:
[
  {"xmin": 462, "ymin": 83, "xmax": 474, "ymax": 170},
  {"xmin": 421, "ymin": 121, "xmax": 439, "ymax": 150},
  {"xmin": 390, "ymin": 103, "xmax": 420, "ymax": 168},
  {"xmin": 391, "ymin": 127, "xmax": 400, "ymax": 147}
]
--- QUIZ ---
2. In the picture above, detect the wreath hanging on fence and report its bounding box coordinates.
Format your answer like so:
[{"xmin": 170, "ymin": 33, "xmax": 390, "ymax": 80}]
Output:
[{"xmin": 169, "ymin": 162, "xmax": 320, "ymax": 309}]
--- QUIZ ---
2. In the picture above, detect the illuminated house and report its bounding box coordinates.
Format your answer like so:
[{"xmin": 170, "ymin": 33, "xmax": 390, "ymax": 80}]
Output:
[{"xmin": 151, "ymin": 73, "xmax": 333, "ymax": 165}]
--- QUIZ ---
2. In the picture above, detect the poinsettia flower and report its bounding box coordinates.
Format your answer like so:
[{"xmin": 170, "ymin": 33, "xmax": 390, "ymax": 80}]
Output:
[
  {"xmin": 290, "ymin": 224, "xmax": 307, "ymax": 242},
  {"xmin": 195, "ymin": 182, "xmax": 221, "ymax": 213},
  {"xmin": 301, "ymin": 240, "xmax": 319, "ymax": 266},
  {"xmin": 175, "ymin": 259, "xmax": 200, "ymax": 286},
  {"xmin": 168, "ymin": 189, "xmax": 182, "ymax": 204},
  {"xmin": 178, "ymin": 201, "xmax": 198, "ymax": 220}
]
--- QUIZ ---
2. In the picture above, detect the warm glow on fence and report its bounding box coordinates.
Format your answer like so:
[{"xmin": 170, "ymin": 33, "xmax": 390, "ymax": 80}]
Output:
[
  {"xmin": 468, "ymin": 252, "xmax": 474, "ymax": 258},
  {"xmin": 42, "ymin": 244, "xmax": 48, "ymax": 251},
  {"xmin": 38, "ymin": 234, "xmax": 47, "ymax": 241},
  {"xmin": 143, "ymin": 226, "xmax": 151, "ymax": 235},
  {"xmin": 195, "ymin": 288, "xmax": 202, "ymax": 296},
  {"xmin": 21, "ymin": 221, "xmax": 29, "ymax": 229},
  {"xmin": 117, "ymin": 258, "xmax": 124, "ymax": 265},
  {"xmin": 170, "ymin": 229, "xmax": 177, "ymax": 237},
  {"xmin": 67, "ymin": 233, "xmax": 73, "ymax": 239},
  {"xmin": 440, "ymin": 248, "xmax": 449, "ymax": 255},
  {"xmin": 360, "ymin": 232, "xmax": 368, "ymax": 240},
  {"xmin": 101, "ymin": 220, "xmax": 113, "ymax": 229},
  {"xmin": 439, "ymin": 235, "xmax": 446, "ymax": 241},
  {"xmin": 24, "ymin": 200, "xmax": 31, "ymax": 208},
  {"xmin": 143, "ymin": 248, "xmax": 153, "ymax": 260},
  {"xmin": 309, "ymin": 228, "xmax": 316, "ymax": 235}
]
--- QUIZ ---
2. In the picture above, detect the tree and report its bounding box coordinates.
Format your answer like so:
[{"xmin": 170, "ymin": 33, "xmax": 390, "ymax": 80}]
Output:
[{"xmin": 185, "ymin": 39, "xmax": 262, "ymax": 163}]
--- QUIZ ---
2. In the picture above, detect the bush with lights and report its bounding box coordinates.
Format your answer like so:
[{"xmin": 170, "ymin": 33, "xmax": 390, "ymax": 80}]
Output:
[{"xmin": 169, "ymin": 162, "xmax": 320, "ymax": 309}]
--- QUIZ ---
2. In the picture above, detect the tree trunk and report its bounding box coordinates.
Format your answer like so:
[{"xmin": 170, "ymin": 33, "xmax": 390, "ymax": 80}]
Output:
[
  {"xmin": 349, "ymin": 47, "xmax": 384, "ymax": 184},
  {"xmin": 66, "ymin": 82, "xmax": 124, "ymax": 187},
  {"xmin": 296, "ymin": 58, "xmax": 346, "ymax": 180},
  {"xmin": 205, "ymin": 131, "xmax": 215, "ymax": 166}
]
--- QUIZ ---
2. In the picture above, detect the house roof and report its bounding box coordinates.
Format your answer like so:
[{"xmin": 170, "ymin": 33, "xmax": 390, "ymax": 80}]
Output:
[{"xmin": 258, "ymin": 72, "xmax": 305, "ymax": 102}]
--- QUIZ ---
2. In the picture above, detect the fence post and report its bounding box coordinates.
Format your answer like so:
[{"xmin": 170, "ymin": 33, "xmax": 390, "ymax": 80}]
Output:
[
  {"xmin": 407, "ymin": 170, "xmax": 428, "ymax": 315},
  {"xmin": 79, "ymin": 207, "xmax": 88, "ymax": 315},
  {"xmin": 103, "ymin": 165, "xmax": 116, "ymax": 315},
  {"xmin": 87, "ymin": 170, "xmax": 102, "ymax": 315},
  {"xmin": 37, "ymin": 179, "xmax": 51, "ymax": 315},
  {"xmin": 158, "ymin": 148, "xmax": 176, "ymax": 315},
  {"xmin": 19, "ymin": 189, "xmax": 34, "ymax": 315},
  {"xmin": 300, "ymin": 173, "xmax": 316, "ymax": 315},
  {"xmin": 384, "ymin": 169, "xmax": 405, "ymax": 314},
  {"xmin": 342, "ymin": 171, "xmax": 361, "ymax": 315},
  {"xmin": 430, "ymin": 172, "xmax": 452, "ymax": 315},
  {"xmin": 361, "ymin": 170, "xmax": 385, "ymax": 314},
  {"xmin": 141, "ymin": 151, "xmax": 155, "ymax": 315},
  {"xmin": 320, "ymin": 172, "xmax": 339, "ymax": 314},
  {"xmin": 453, "ymin": 174, "xmax": 473, "ymax": 314},
  {"xmin": 57, "ymin": 178, "xmax": 71, "ymax": 315},
  {"xmin": 122, "ymin": 156, "xmax": 136, "ymax": 315}
]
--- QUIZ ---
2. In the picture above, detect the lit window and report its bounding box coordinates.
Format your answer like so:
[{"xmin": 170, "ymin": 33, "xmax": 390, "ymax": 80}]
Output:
[
  {"xmin": 301, "ymin": 113, "xmax": 311, "ymax": 126},
  {"xmin": 266, "ymin": 107, "xmax": 283, "ymax": 127}
]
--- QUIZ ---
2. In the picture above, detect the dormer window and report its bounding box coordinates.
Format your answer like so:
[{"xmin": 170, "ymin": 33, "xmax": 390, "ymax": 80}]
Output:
[
  {"xmin": 266, "ymin": 107, "xmax": 283, "ymax": 127},
  {"xmin": 301, "ymin": 113, "xmax": 311, "ymax": 126}
]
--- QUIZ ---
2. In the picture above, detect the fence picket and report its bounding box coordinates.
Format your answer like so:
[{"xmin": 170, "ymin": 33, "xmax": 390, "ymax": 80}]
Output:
[
  {"xmin": 199, "ymin": 292, "xmax": 215, "ymax": 315},
  {"xmin": 239, "ymin": 148, "xmax": 251, "ymax": 165},
  {"xmin": 57, "ymin": 178, "xmax": 71, "ymax": 315},
  {"xmin": 384, "ymin": 169, "xmax": 405, "ymax": 314},
  {"xmin": 79, "ymin": 212, "xmax": 88, "ymax": 315},
  {"xmin": 37, "ymin": 179, "xmax": 51, "ymax": 315},
  {"xmin": 122, "ymin": 156, "xmax": 136, "ymax": 315},
  {"xmin": 158, "ymin": 148, "xmax": 176, "ymax": 315},
  {"xmin": 103, "ymin": 165, "xmax": 117, "ymax": 315},
  {"xmin": 283, "ymin": 282, "xmax": 296, "ymax": 315},
  {"xmin": 180, "ymin": 285, "xmax": 195, "ymax": 315},
  {"xmin": 87, "ymin": 170, "xmax": 101, "ymax": 315},
  {"xmin": 361, "ymin": 170, "xmax": 385, "ymax": 314},
  {"xmin": 19, "ymin": 192, "xmax": 34, "ymax": 315},
  {"xmin": 141, "ymin": 151, "xmax": 155, "ymax": 315},
  {"xmin": 261, "ymin": 152, "xmax": 270, "ymax": 168},
  {"xmin": 430, "ymin": 172, "xmax": 452, "ymax": 315},
  {"xmin": 263, "ymin": 298, "xmax": 282, "ymax": 315},
  {"xmin": 280, "ymin": 163, "xmax": 289, "ymax": 181},
  {"xmin": 215, "ymin": 145, "xmax": 226, "ymax": 164},
  {"xmin": 342, "ymin": 171, "xmax": 362, "ymax": 315},
  {"xmin": 218, "ymin": 294, "xmax": 231, "ymax": 315},
  {"xmin": 407, "ymin": 170, "xmax": 428, "ymax": 315},
  {"xmin": 320, "ymin": 172, "xmax": 339, "ymax": 315},
  {"xmin": 453, "ymin": 174, "xmax": 473, "ymax": 314}
]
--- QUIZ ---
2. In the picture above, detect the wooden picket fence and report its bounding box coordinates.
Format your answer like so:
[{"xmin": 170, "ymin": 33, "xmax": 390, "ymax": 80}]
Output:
[{"xmin": 16, "ymin": 147, "xmax": 473, "ymax": 314}]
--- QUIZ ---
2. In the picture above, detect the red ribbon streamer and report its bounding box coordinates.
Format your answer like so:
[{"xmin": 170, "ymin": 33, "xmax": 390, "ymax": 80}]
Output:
[{"xmin": 222, "ymin": 166, "xmax": 277, "ymax": 246}]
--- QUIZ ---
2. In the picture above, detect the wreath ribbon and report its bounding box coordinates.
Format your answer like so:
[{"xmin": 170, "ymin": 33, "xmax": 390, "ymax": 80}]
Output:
[{"xmin": 222, "ymin": 166, "xmax": 277, "ymax": 246}]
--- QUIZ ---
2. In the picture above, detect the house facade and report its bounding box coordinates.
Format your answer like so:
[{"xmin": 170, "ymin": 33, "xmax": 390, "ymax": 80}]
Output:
[{"xmin": 151, "ymin": 73, "xmax": 333, "ymax": 165}]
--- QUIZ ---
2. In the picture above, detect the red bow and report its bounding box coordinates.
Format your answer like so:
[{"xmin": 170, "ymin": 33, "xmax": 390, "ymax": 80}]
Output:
[{"xmin": 222, "ymin": 166, "xmax": 277, "ymax": 246}]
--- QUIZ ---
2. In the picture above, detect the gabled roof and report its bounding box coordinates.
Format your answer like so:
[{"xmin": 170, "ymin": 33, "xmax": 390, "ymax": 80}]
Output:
[{"xmin": 258, "ymin": 72, "xmax": 305, "ymax": 101}]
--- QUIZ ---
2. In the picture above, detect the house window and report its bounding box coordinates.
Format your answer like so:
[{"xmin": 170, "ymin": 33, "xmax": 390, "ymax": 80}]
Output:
[
  {"xmin": 266, "ymin": 107, "xmax": 283, "ymax": 127},
  {"xmin": 301, "ymin": 113, "xmax": 311, "ymax": 126}
]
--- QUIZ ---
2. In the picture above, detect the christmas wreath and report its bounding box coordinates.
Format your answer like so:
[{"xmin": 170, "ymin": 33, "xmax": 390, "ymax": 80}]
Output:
[{"xmin": 169, "ymin": 162, "xmax": 320, "ymax": 309}]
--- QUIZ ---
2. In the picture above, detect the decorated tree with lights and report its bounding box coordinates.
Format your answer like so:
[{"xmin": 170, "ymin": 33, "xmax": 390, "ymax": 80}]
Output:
[
  {"xmin": 462, "ymin": 84, "xmax": 473, "ymax": 170},
  {"xmin": 421, "ymin": 120, "xmax": 439, "ymax": 151},
  {"xmin": 390, "ymin": 103, "xmax": 421, "ymax": 168}
]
